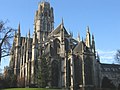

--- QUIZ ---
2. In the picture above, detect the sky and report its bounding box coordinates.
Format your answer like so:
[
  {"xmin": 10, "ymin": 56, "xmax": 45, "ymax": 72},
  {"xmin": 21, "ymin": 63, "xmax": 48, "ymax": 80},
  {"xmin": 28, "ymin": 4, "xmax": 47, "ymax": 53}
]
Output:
[{"xmin": 0, "ymin": 0, "xmax": 120, "ymax": 71}]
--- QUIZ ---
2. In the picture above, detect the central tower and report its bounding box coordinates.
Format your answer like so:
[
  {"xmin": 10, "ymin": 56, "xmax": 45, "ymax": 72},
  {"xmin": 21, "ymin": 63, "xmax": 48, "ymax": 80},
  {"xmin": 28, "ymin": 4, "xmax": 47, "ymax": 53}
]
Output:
[{"xmin": 34, "ymin": 1, "xmax": 54, "ymax": 42}]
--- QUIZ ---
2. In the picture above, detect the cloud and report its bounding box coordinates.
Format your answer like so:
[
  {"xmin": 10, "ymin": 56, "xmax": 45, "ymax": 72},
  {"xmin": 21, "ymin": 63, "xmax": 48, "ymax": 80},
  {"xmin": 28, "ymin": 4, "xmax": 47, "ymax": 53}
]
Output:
[{"xmin": 97, "ymin": 49, "xmax": 116, "ymax": 64}]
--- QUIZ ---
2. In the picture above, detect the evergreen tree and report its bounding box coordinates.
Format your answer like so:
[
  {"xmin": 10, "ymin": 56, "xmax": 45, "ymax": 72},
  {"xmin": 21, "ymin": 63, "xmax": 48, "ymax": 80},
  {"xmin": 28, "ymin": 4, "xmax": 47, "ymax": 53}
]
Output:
[{"xmin": 37, "ymin": 55, "xmax": 50, "ymax": 88}]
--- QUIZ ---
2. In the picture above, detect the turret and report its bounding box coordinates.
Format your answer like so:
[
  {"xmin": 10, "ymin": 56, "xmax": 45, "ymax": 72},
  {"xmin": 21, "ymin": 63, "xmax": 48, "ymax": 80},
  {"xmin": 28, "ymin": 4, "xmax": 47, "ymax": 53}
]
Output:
[
  {"xmin": 18, "ymin": 23, "xmax": 21, "ymax": 37},
  {"xmin": 92, "ymin": 34, "xmax": 96, "ymax": 54},
  {"xmin": 14, "ymin": 23, "xmax": 21, "ymax": 75},
  {"xmin": 25, "ymin": 34, "xmax": 27, "ymax": 44},
  {"xmin": 28, "ymin": 29, "xmax": 30, "ymax": 39},
  {"xmin": 86, "ymin": 26, "xmax": 91, "ymax": 48},
  {"xmin": 60, "ymin": 18, "xmax": 64, "ymax": 41},
  {"xmin": 16, "ymin": 23, "xmax": 21, "ymax": 46},
  {"xmin": 27, "ymin": 29, "xmax": 31, "ymax": 49},
  {"xmin": 82, "ymin": 37, "xmax": 84, "ymax": 53},
  {"xmin": 77, "ymin": 32, "xmax": 80, "ymax": 42},
  {"xmin": 61, "ymin": 18, "xmax": 64, "ymax": 29}
]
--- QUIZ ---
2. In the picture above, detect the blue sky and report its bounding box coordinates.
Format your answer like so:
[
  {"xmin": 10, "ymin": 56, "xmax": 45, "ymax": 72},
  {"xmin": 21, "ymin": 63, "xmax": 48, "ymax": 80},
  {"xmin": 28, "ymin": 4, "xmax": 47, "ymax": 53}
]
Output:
[{"xmin": 0, "ymin": 0, "xmax": 120, "ymax": 71}]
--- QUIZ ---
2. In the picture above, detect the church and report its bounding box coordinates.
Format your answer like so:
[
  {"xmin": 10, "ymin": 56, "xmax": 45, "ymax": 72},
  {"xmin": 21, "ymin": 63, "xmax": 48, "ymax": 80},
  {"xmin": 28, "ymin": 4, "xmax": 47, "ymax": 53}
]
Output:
[{"xmin": 8, "ymin": 1, "xmax": 120, "ymax": 90}]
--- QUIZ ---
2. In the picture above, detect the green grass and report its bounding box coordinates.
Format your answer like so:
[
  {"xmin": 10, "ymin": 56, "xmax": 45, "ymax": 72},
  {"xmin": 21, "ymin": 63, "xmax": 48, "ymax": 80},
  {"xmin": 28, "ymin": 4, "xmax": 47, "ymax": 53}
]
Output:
[
  {"xmin": 3, "ymin": 88, "xmax": 62, "ymax": 90},
  {"xmin": 3, "ymin": 88, "xmax": 44, "ymax": 90}
]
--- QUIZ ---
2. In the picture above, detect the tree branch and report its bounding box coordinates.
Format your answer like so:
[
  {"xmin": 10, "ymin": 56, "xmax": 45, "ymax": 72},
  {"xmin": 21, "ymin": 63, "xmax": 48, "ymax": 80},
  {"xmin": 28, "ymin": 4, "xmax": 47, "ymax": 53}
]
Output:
[
  {"xmin": 0, "ymin": 20, "xmax": 16, "ymax": 63},
  {"xmin": 0, "ymin": 29, "xmax": 11, "ymax": 47},
  {"xmin": 1, "ymin": 54, "xmax": 10, "ymax": 58}
]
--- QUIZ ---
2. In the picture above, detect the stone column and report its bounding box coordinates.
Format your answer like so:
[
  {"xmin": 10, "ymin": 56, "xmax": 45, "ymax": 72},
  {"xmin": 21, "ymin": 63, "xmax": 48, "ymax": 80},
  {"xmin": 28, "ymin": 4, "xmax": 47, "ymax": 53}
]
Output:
[
  {"xmin": 81, "ymin": 54, "xmax": 85, "ymax": 90},
  {"xmin": 61, "ymin": 57, "xmax": 66, "ymax": 88},
  {"xmin": 64, "ymin": 52, "xmax": 67, "ymax": 88},
  {"xmin": 70, "ymin": 49, "xmax": 74, "ymax": 90}
]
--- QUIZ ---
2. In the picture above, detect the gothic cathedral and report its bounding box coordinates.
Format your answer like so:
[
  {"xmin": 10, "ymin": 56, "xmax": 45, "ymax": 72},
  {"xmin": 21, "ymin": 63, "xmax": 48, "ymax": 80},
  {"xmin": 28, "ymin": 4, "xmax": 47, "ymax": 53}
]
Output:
[{"xmin": 9, "ymin": 1, "xmax": 101, "ymax": 90}]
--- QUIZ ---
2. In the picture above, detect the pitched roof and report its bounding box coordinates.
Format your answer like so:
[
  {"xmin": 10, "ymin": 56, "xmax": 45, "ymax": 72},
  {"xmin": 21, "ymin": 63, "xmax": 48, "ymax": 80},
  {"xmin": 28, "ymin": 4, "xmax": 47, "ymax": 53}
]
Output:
[{"xmin": 48, "ymin": 23, "xmax": 69, "ymax": 37}]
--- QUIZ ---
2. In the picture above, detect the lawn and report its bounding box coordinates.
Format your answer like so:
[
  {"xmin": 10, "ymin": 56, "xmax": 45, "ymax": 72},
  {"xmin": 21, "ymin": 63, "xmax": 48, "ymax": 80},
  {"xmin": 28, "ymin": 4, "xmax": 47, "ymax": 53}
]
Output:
[
  {"xmin": 3, "ymin": 88, "xmax": 44, "ymax": 90},
  {"xmin": 2, "ymin": 88, "xmax": 62, "ymax": 90}
]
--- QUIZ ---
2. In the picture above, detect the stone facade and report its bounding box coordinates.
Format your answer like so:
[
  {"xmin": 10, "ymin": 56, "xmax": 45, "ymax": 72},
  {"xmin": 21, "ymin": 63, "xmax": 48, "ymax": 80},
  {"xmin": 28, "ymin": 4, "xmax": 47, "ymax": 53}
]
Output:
[
  {"xmin": 8, "ymin": 1, "xmax": 120, "ymax": 90},
  {"xmin": 101, "ymin": 64, "xmax": 120, "ymax": 88}
]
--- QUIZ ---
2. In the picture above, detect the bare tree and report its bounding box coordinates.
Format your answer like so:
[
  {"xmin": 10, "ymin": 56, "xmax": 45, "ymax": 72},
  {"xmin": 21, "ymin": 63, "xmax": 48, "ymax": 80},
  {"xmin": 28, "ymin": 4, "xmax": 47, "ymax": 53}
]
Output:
[
  {"xmin": 0, "ymin": 20, "xmax": 15, "ymax": 63},
  {"xmin": 114, "ymin": 49, "xmax": 120, "ymax": 63}
]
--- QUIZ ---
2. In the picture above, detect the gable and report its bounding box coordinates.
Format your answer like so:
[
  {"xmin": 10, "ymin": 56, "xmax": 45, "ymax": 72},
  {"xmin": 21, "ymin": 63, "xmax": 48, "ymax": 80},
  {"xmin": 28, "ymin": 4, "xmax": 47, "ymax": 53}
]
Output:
[{"xmin": 48, "ymin": 24, "xmax": 69, "ymax": 37}]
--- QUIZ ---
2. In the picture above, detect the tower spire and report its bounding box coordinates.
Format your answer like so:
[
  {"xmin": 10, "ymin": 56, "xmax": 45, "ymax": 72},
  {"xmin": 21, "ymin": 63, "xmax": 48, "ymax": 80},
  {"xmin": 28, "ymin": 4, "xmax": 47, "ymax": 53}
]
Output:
[
  {"xmin": 28, "ymin": 29, "xmax": 30, "ymax": 38},
  {"xmin": 77, "ymin": 32, "xmax": 80, "ymax": 42},
  {"xmin": 92, "ymin": 34, "xmax": 95, "ymax": 53},
  {"xmin": 86, "ymin": 26, "xmax": 91, "ymax": 47},
  {"xmin": 92, "ymin": 34, "xmax": 94, "ymax": 40},
  {"xmin": 25, "ymin": 33, "xmax": 27, "ymax": 43},
  {"xmin": 61, "ymin": 18, "xmax": 64, "ymax": 29},
  {"xmin": 18, "ymin": 23, "xmax": 21, "ymax": 34},
  {"xmin": 86, "ymin": 26, "xmax": 89, "ymax": 33},
  {"xmin": 16, "ymin": 23, "xmax": 21, "ymax": 46}
]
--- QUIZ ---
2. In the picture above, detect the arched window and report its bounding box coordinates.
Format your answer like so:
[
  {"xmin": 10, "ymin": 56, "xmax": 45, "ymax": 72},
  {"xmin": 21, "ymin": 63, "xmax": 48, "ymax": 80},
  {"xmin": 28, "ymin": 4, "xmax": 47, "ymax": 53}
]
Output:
[
  {"xmin": 51, "ymin": 60, "xmax": 59, "ymax": 87},
  {"xmin": 53, "ymin": 39, "xmax": 60, "ymax": 54},
  {"xmin": 74, "ymin": 56, "xmax": 82, "ymax": 89},
  {"xmin": 102, "ymin": 77, "xmax": 115, "ymax": 89},
  {"xmin": 84, "ymin": 56, "xmax": 93, "ymax": 85},
  {"xmin": 65, "ymin": 38, "xmax": 69, "ymax": 52}
]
